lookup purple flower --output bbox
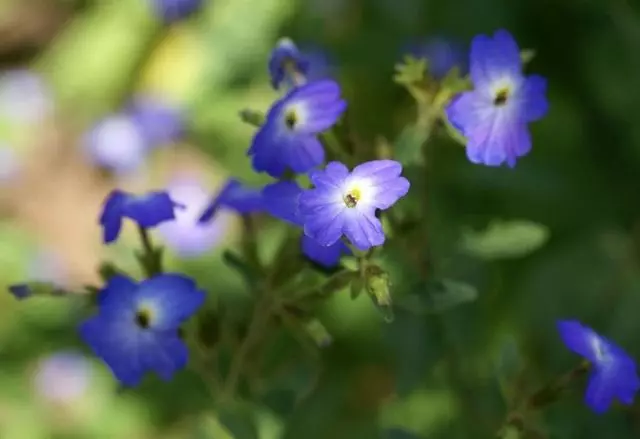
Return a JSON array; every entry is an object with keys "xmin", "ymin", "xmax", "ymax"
[
  {"xmin": 83, "ymin": 114, "xmax": 148, "ymax": 174},
  {"xmin": 33, "ymin": 351, "xmax": 92, "ymax": 404},
  {"xmin": 269, "ymin": 38, "xmax": 311, "ymax": 90},
  {"xmin": 558, "ymin": 320, "xmax": 640, "ymax": 413},
  {"xmin": 298, "ymin": 160, "xmax": 410, "ymax": 251},
  {"xmin": 445, "ymin": 30, "xmax": 548, "ymax": 167},
  {"xmin": 0, "ymin": 69, "xmax": 52, "ymax": 125},
  {"xmin": 262, "ymin": 180, "xmax": 350, "ymax": 267},
  {"xmin": 156, "ymin": 178, "xmax": 230, "ymax": 258},
  {"xmin": 99, "ymin": 190, "xmax": 178, "ymax": 244},
  {"xmin": 152, "ymin": 0, "xmax": 203, "ymax": 24},
  {"xmin": 248, "ymin": 80, "xmax": 346, "ymax": 178},
  {"xmin": 198, "ymin": 178, "xmax": 264, "ymax": 224},
  {"xmin": 405, "ymin": 37, "xmax": 468, "ymax": 79},
  {"xmin": 126, "ymin": 95, "xmax": 184, "ymax": 147},
  {"xmin": 80, "ymin": 274, "xmax": 205, "ymax": 386}
]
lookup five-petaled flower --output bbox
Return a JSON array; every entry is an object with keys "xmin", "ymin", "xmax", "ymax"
[
  {"xmin": 445, "ymin": 29, "xmax": 548, "ymax": 167},
  {"xmin": 262, "ymin": 180, "xmax": 350, "ymax": 267},
  {"xmin": 558, "ymin": 320, "xmax": 640, "ymax": 413},
  {"xmin": 198, "ymin": 178, "xmax": 264, "ymax": 223},
  {"xmin": 298, "ymin": 160, "xmax": 410, "ymax": 251},
  {"xmin": 79, "ymin": 273, "xmax": 205, "ymax": 386},
  {"xmin": 268, "ymin": 38, "xmax": 310, "ymax": 90},
  {"xmin": 248, "ymin": 80, "xmax": 347, "ymax": 178},
  {"xmin": 99, "ymin": 190, "xmax": 179, "ymax": 244}
]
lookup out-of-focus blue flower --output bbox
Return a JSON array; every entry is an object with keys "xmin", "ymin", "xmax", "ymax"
[
  {"xmin": 558, "ymin": 320, "xmax": 640, "ymax": 413},
  {"xmin": 298, "ymin": 160, "xmax": 410, "ymax": 251},
  {"xmin": 404, "ymin": 37, "xmax": 468, "ymax": 79},
  {"xmin": 99, "ymin": 189, "xmax": 178, "ymax": 244},
  {"xmin": 8, "ymin": 284, "xmax": 32, "ymax": 300},
  {"xmin": 0, "ymin": 69, "xmax": 52, "ymax": 125},
  {"xmin": 33, "ymin": 351, "xmax": 92, "ymax": 404},
  {"xmin": 126, "ymin": 95, "xmax": 184, "ymax": 147},
  {"xmin": 262, "ymin": 180, "xmax": 350, "ymax": 267},
  {"xmin": 157, "ymin": 177, "xmax": 230, "ymax": 258},
  {"xmin": 83, "ymin": 115, "xmax": 148, "ymax": 174},
  {"xmin": 0, "ymin": 146, "xmax": 20, "ymax": 184},
  {"xmin": 248, "ymin": 80, "xmax": 346, "ymax": 178},
  {"xmin": 445, "ymin": 30, "xmax": 548, "ymax": 167},
  {"xmin": 151, "ymin": 0, "xmax": 203, "ymax": 24},
  {"xmin": 198, "ymin": 178, "xmax": 263, "ymax": 224},
  {"xmin": 269, "ymin": 38, "xmax": 311, "ymax": 90},
  {"xmin": 80, "ymin": 273, "xmax": 205, "ymax": 386}
]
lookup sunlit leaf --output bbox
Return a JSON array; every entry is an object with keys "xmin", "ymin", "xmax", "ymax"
[{"xmin": 460, "ymin": 220, "xmax": 550, "ymax": 260}]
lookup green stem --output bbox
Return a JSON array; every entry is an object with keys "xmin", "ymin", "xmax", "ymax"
[
  {"xmin": 240, "ymin": 215, "xmax": 263, "ymax": 279},
  {"xmin": 136, "ymin": 225, "xmax": 162, "ymax": 277}
]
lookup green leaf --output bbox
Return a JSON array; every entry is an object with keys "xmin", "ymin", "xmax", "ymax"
[
  {"xmin": 397, "ymin": 279, "xmax": 478, "ymax": 314},
  {"xmin": 460, "ymin": 220, "xmax": 550, "ymax": 260},
  {"xmin": 222, "ymin": 250, "xmax": 260, "ymax": 289},
  {"xmin": 217, "ymin": 403, "xmax": 259, "ymax": 439},
  {"xmin": 393, "ymin": 56, "xmax": 427, "ymax": 87},
  {"xmin": 438, "ymin": 67, "xmax": 471, "ymax": 98},
  {"xmin": 393, "ymin": 125, "xmax": 429, "ymax": 166},
  {"xmin": 350, "ymin": 276, "xmax": 365, "ymax": 300},
  {"xmin": 382, "ymin": 428, "xmax": 423, "ymax": 439},
  {"xmin": 493, "ymin": 336, "xmax": 526, "ymax": 407}
]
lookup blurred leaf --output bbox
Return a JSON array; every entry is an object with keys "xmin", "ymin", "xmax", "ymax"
[
  {"xmin": 520, "ymin": 49, "xmax": 536, "ymax": 64},
  {"xmin": 382, "ymin": 428, "xmax": 423, "ymax": 439},
  {"xmin": 438, "ymin": 67, "xmax": 470, "ymax": 100},
  {"xmin": 393, "ymin": 125, "xmax": 429, "ymax": 166},
  {"xmin": 397, "ymin": 279, "xmax": 478, "ymax": 314},
  {"xmin": 460, "ymin": 220, "xmax": 550, "ymax": 260},
  {"xmin": 303, "ymin": 318, "xmax": 333, "ymax": 347},
  {"xmin": 217, "ymin": 403, "xmax": 259, "ymax": 439},
  {"xmin": 493, "ymin": 335, "xmax": 526, "ymax": 407},
  {"xmin": 350, "ymin": 276, "xmax": 365, "ymax": 300},
  {"xmin": 222, "ymin": 250, "xmax": 260, "ymax": 290}
]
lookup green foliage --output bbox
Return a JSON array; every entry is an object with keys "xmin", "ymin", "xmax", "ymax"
[{"xmin": 460, "ymin": 220, "xmax": 550, "ymax": 260}]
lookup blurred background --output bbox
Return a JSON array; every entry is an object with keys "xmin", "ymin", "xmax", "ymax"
[{"xmin": 1, "ymin": 0, "xmax": 640, "ymax": 438}]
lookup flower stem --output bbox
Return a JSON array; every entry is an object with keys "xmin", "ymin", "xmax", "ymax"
[{"xmin": 136, "ymin": 225, "xmax": 162, "ymax": 277}]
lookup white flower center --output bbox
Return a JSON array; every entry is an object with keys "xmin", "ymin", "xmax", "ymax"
[
  {"xmin": 282, "ymin": 103, "xmax": 306, "ymax": 131},
  {"xmin": 489, "ymin": 77, "xmax": 518, "ymax": 108},
  {"xmin": 341, "ymin": 178, "xmax": 373, "ymax": 209}
]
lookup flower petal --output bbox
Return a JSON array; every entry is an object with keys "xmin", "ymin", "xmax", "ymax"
[
  {"xmin": 135, "ymin": 274, "xmax": 205, "ymax": 330},
  {"xmin": 470, "ymin": 29, "xmax": 522, "ymax": 88},
  {"xmin": 262, "ymin": 180, "xmax": 304, "ymax": 225},
  {"xmin": 519, "ymin": 74, "xmax": 549, "ymax": 122},
  {"xmin": 301, "ymin": 235, "xmax": 350, "ymax": 267},
  {"xmin": 342, "ymin": 210, "xmax": 385, "ymax": 251}
]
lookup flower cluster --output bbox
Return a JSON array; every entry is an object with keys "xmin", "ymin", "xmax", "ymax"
[{"xmin": 5, "ymin": 28, "xmax": 639, "ymax": 427}]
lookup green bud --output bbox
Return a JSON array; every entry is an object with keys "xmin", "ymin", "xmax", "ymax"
[
  {"xmin": 239, "ymin": 109, "xmax": 266, "ymax": 127},
  {"xmin": 364, "ymin": 265, "xmax": 394, "ymax": 322},
  {"xmin": 303, "ymin": 318, "xmax": 332, "ymax": 347}
]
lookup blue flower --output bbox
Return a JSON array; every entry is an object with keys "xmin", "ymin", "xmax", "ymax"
[
  {"xmin": 269, "ymin": 38, "xmax": 311, "ymax": 90},
  {"xmin": 99, "ymin": 190, "xmax": 178, "ymax": 244},
  {"xmin": 262, "ymin": 180, "xmax": 351, "ymax": 267},
  {"xmin": 298, "ymin": 160, "xmax": 410, "ymax": 251},
  {"xmin": 558, "ymin": 320, "xmax": 640, "ymax": 413},
  {"xmin": 152, "ymin": 0, "xmax": 202, "ymax": 24},
  {"xmin": 80, "ymin": 274, "xmax": 205, "ymax": 386},
  {"xmin": 83, "ymin": 114, "xmax": 148, "ymax": 174},
  {"xmin": 126, "ymin": 95, "xmax": 184, "ymax": 147},
  {"xmin": 248, "ymin": 80, "xmax": 346, "ymax": 178},
  {"xmin": 198, "ymin": 178, "xmax": 264, "ymax": 224},
  {"xmin": 8, "ymin": 284, "xmax": 32, "ymax": 300},
  {"xmin": 445, "ymin": 30, "xmax": 548, "ymax": 167}
]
